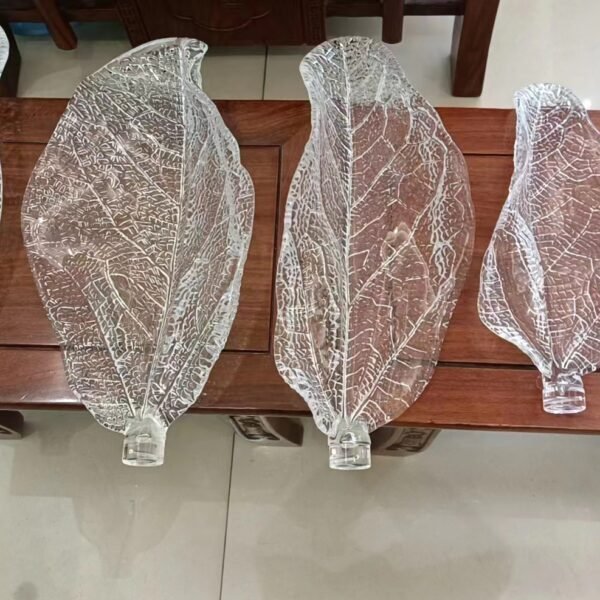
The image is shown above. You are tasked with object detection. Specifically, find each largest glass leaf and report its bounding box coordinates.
[22,38,254,466]
[275,37,474,470]
[479,83,600,415]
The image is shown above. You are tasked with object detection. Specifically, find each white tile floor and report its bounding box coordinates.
[4,415,600,600]
[223,425,600,600]
[16,0,600,107]
[1,412,234,600]
[5,1,600,598]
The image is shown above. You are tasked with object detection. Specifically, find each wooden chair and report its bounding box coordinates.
[327,0,501,96]
[0,0,500,97]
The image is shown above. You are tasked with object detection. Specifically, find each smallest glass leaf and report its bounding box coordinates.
[275,37,474,469]
[22,38,254,465]
[479,83,600,415]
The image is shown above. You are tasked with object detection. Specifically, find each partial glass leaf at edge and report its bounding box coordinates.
[479,83,600,414]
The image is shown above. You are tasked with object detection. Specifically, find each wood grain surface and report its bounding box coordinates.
[1,98,599,433]
[0,143,278,351]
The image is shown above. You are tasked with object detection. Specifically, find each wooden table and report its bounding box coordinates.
[2,99,600,440]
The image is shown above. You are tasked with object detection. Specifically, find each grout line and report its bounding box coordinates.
[218,429,236,600]
[261,46,268,100]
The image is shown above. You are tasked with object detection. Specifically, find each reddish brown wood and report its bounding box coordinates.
[327,0,381,17]
[0,0,464,37]
[0,100,312,145]
[405,0,463,13]
[0,143,277,351]
[1,0,114,8]
[327,0,463,17]
[0,6,118,22]
[0,0,496,97]
[2,99,600,434]
[230,147,278,351]
[126,0,312,46]
[33,0,77,50]
[302,0,327,45]
[440,154,527,365]
[0,23,20,97]
[4,347,600,434]
[0,98,70,142]
[0,143,50,345]
[451,0,500,97]
[382,0,404,44]
[116,0,148,46]
[11,100,600,159]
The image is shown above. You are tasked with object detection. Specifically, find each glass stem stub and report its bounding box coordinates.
[328,420,371,470]
[122,416,167,467]
[542,372,586,415]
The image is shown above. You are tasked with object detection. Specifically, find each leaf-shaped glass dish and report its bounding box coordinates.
[274,37,474,470]
[22,38,254,466]
[479,83,600,415]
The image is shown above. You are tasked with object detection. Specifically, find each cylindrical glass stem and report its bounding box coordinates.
[328,420,371,470]
[122,416,167,467]
[542,372,585,415]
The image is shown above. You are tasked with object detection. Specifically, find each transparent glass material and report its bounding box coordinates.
[0,26,7,219]
[479,83,600,415]
[22,38,254,465]
[0,27,8,77]
[274,37,474,470]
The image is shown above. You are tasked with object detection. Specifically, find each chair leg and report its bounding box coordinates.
[0,24,20,97]
[33,0,77,50]
[0,411,24,439]
[451,0,500,97]
[382,0,405,44]
[229,416,303,447]
[371,426,439,456]
[117,0,150,47]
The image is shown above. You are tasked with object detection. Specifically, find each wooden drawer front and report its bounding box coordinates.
[136,0,310,45]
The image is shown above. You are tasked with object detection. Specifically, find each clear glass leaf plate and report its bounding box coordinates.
[275,37,474,469]
[22,38,254,465]
[479,83,600,415]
